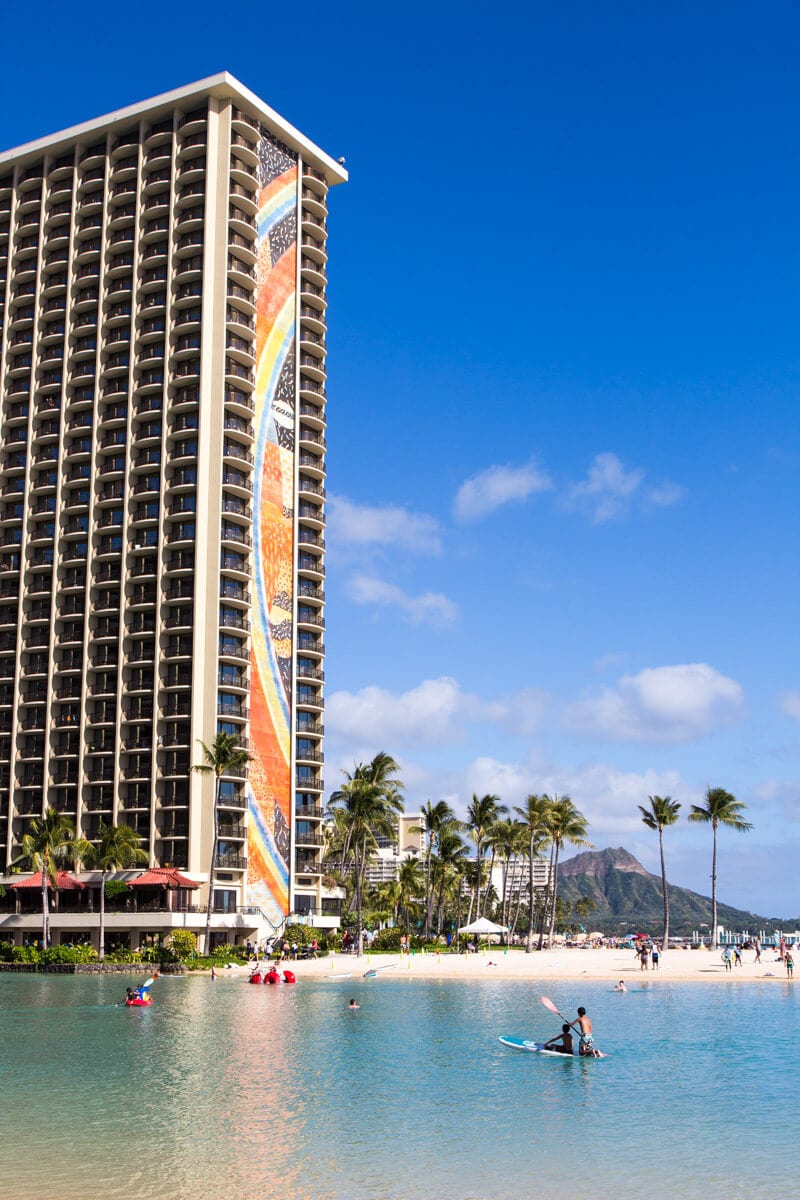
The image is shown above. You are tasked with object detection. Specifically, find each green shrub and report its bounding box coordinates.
[371,927,402,951]
[141,944,177,965]
[103,880,130,908]
[165,930,198,960]
[41,944,99,965]
[104,948,142,964]
[9,944,40,964]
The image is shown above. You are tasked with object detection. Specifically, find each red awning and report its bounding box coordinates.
[127,868,200,889]
[10,871,86,891]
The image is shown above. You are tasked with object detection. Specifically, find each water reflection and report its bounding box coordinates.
[1,974,798,1199]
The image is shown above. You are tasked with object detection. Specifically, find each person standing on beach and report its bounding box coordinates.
[651,945,660,970]
[722,947,732,971]
[786,949,794,979]
[753,938,762,964]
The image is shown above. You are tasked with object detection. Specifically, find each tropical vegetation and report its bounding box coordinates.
[13,808,91,949]
[321,757,757,949]
[638,795,681,952]
[326,751,405,954]
[688,786,752,949]
[85,820,148,961]
[192,732,252,953]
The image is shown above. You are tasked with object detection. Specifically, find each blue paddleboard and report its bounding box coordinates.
[499,1035,605,1059]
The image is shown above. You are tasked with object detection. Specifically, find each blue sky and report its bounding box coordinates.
[3,2,799,916]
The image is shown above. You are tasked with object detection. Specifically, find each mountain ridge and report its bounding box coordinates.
[556,847,798,933]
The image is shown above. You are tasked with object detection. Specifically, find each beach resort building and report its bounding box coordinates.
[363,812,426,886]
[0,75,346,950]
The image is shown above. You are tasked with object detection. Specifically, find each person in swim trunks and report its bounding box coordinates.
[571,1007,601,1056]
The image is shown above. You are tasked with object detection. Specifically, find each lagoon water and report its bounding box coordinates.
[1,971,798,1200]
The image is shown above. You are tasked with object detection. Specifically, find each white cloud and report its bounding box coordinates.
[453,458,551,521]
[327,496,441,554]
[780,691,800,720]
[565,452,644,523]
[347,575,457,627]
[418,754,688,850]
[647,481,685,508]
[564,663,744,743]
[326,677,548,749]
[565,452,683,523]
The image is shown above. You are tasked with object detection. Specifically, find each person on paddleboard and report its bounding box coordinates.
[570,1007,601,1057]
[543,1024,574,1055]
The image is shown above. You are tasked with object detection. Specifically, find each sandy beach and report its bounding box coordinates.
[231,945,792,984]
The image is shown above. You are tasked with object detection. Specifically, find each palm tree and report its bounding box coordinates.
[193,733,251,953]
[432,828,470,937]
[327,751,404,955]
[513,794,552,952]
[85,821,148,961]
[416,800,459,940]
[543,795,591,948]
[15,808,91,949]
[638,795,681,953]
[689,786,752,950]
[396,856,424,936]
[465,794,506,920]
[485,818,520,934]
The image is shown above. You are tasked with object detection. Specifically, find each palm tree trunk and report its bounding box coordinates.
[41,870,50,950]
[658,828,669,953]
[99,869,107,962]
[526,839,535,952]
[547,842,561,947]
[473,844,479,919]
[538,842,556,949]
[482,848,496,917]
[204,776,220,954]
[711,822,718,951]
[356,833,368,956]
[424,841,432,940]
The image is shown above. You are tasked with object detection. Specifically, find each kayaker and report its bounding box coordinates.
[543,1024,574,1055]
[125,988,136,1003]
[571,1007,601,1057]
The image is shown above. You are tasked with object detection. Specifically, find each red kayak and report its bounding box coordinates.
[125,996,153,1007]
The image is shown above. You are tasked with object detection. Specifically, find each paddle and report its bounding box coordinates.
[540,995,570,1024]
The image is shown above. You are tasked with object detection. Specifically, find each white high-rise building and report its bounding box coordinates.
[0,75,346,951]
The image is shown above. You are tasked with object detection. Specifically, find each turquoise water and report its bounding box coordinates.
[1,973,797,1200]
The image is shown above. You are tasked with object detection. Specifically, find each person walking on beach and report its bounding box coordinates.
[651,945,660,970]
[733,946,742,967]
[753,938,762,964]
[786,949,794,979]
[570,1007,601,1057]
[722,947,732,971]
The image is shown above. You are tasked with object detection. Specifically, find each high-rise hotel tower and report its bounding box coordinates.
[0,76,346,949]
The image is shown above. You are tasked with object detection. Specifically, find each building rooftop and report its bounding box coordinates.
[0,71,348,185]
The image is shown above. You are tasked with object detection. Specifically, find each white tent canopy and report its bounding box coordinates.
[458,917,509,935]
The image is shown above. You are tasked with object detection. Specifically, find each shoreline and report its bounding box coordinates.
[219,946,795,984]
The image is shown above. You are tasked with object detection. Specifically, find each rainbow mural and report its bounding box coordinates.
[246,138,298,925]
